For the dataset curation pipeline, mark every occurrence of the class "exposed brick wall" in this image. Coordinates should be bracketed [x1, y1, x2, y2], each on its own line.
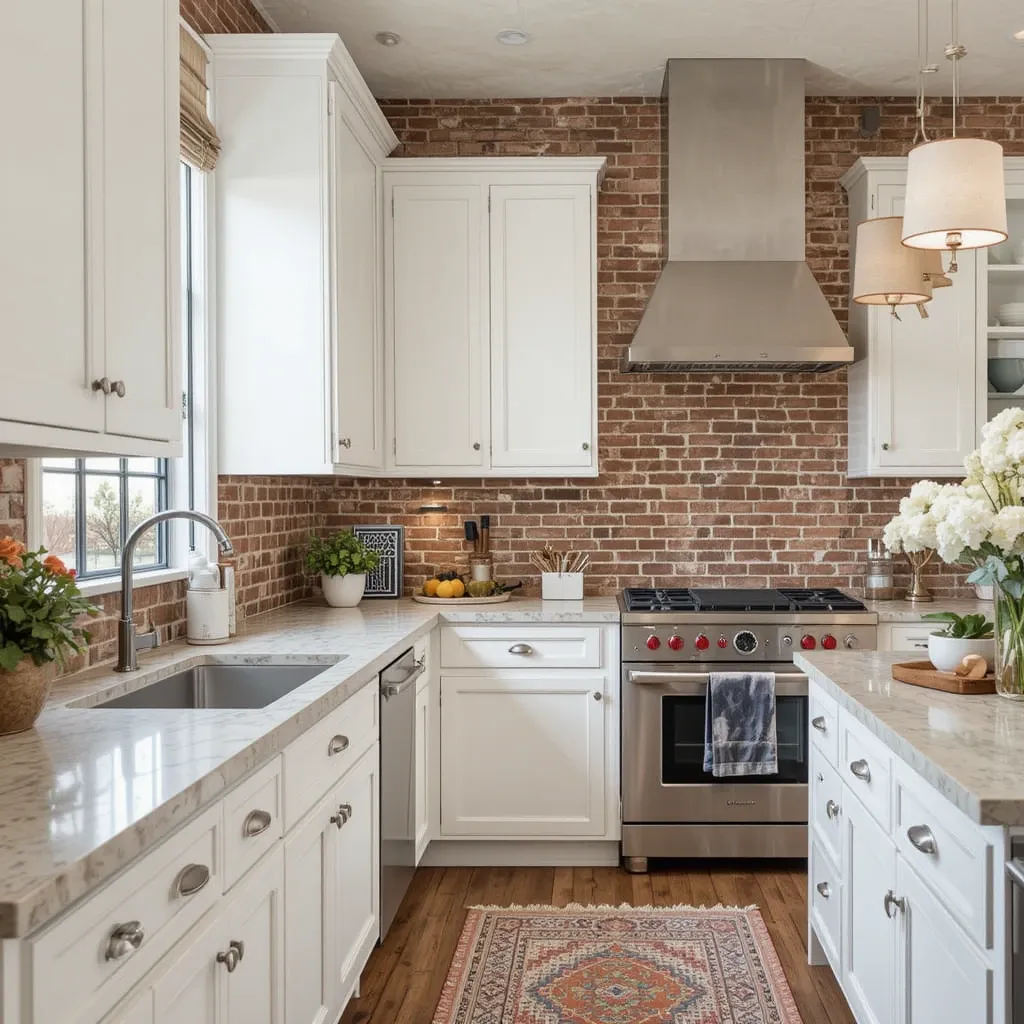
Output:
[316, 95, 1024, 600]
[180, 0, 271, 35]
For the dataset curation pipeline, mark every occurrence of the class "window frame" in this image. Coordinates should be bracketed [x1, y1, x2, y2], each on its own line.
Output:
[27, 154, 217, 598]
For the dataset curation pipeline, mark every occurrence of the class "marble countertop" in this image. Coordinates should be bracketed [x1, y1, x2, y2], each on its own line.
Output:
[796, 649, 1024, 827]
[0, 596, 617, 939]
[865, 597, 992, 622]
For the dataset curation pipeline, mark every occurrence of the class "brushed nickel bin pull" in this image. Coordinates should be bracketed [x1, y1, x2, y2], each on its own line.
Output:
[811, 715, 827, 732]
[328, 734, 349, 755]
[175, 863, 211, 899]
[508, 643, 534, 656]
[243, 809, 272, 838]
[105, 921, 145, 961]
[816, 882, 831, 899]
[849, 759, 871, 782]
[907, 824, 938, 855]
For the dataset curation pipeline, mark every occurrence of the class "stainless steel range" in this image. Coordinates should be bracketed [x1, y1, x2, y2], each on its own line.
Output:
[620, 587, 877, 871]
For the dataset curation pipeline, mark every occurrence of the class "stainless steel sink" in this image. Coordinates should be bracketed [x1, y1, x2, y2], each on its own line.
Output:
[91, 661, 342, 710]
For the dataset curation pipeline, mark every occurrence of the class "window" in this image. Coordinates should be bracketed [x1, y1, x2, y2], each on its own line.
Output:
[37, 161, 210, 590]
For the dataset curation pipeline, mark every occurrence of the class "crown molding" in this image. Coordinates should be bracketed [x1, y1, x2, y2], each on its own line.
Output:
[382, 156, 608, 183]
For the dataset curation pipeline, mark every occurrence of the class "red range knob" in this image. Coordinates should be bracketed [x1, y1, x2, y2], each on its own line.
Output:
[667, 635, 684, 651]
[822, 634, 838, 650]
[646, 635, 661, 651]
[695, 634, 710, 651]
[800, 635, 817, 650]
[717, 636, 728, 649]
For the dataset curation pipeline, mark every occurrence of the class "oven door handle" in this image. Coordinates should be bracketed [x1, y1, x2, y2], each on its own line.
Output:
[625, 669, 809, 696]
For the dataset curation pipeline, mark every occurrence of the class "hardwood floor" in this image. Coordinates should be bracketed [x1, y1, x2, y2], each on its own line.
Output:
[341, 861, 853, 1024]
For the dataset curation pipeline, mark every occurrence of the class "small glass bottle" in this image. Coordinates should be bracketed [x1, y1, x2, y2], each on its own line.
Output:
[864, 538, 895, 601]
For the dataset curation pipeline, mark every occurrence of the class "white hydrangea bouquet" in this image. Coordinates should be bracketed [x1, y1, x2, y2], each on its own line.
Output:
[884, 407, 1024, 699]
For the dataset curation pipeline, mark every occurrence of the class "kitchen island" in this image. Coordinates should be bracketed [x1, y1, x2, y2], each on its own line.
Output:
[796, 649, 1021, 1024]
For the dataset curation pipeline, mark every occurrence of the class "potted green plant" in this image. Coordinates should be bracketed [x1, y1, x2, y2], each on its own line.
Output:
[922, 611, 995, 673]
[305, 532, 381, 608]
[0, 539, 98, 734]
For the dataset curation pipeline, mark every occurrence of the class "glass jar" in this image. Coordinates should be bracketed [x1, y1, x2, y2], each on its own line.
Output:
[993, 586, 1024, 700]
[864, 539, 895, 601]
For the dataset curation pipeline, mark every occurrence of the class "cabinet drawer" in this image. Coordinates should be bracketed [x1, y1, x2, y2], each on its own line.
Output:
[809, 685, 839, 768]
[888, 624, 932, 652]
[223, 755, 283, 891]
[283, 681, 377, 830]
[810, 838, 842, 975]
[441, 626, 602, 669]
[838, 711, 892, 831]
[894, 763, 994, 949]
[27, 803, 222, 1024]
[810, 755, 844, 868]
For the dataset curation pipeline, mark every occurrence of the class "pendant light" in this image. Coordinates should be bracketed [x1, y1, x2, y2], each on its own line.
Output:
[852, 217, 933, 319]
[902, 0, 1007, 270]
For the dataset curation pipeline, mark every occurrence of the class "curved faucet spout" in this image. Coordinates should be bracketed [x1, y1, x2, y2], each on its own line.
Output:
[117, 510, 234, 672]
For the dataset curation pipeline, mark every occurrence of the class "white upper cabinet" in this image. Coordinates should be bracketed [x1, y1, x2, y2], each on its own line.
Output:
[211, 35, 396, 475]
[0, 0, 181, 457]
[384, 160, 604, 478]
[389, 183, 488, 470]
[490, 184, 595, 469]
[843, 158, 983, 478]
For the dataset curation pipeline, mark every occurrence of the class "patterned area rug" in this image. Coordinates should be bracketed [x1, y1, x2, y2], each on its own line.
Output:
[433, 904, 802, 1024]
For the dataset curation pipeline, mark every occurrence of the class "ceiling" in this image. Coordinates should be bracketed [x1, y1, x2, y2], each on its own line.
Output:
[252, 0, 1024, 98]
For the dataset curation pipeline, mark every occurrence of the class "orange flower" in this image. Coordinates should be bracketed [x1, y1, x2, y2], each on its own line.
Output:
[43, 554, 71, 577]
[0, 537, 25, 570]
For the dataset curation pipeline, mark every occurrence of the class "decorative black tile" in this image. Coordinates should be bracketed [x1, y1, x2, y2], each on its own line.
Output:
[353, 525, 405, 599]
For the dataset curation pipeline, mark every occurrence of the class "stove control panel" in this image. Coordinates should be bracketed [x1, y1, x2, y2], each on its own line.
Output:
[623, 623, 878, 662]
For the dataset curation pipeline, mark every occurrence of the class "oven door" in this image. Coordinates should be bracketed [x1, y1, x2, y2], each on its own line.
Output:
[622, 665, 809, 825]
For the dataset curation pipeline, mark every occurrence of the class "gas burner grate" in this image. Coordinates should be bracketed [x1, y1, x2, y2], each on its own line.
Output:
[778, 588, 867, 612]
[622, 588, 699, 613]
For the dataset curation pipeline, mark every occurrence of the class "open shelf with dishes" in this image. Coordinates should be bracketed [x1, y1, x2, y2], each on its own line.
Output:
[985, 192, 1024, 419]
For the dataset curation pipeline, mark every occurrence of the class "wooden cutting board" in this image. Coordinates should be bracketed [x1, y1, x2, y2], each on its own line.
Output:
[891, 660, 996, 695]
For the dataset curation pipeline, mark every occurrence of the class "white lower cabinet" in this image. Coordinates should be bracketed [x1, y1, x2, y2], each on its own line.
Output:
[897, 858, 992, 1024]
[440, 672, 607, 837]
[414, 679, 432, 861]
[809, 682, 1004, 1024]
[842, 792, 897, 1024]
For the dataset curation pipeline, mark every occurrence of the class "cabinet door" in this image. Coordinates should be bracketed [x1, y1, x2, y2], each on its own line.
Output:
[224, 847, 285, 1024]
[332, 744, 380, 1009]
[440, 673, 607, 836]
[152, 907, 225, 1024]
[490, 185, 595, 470]
[414, 680, 431, 863]
[100, 0, 181, 444]
[389, 184, 487, 469]
[332, 91, 383, 469]
[0, 0, 102, 433]
[897, 858, 992, 1024]
[872, 185, 977, 472]
[101, 992, 154, 1024]
[284, 789, 335, 1024]
[843, 791, 897, 1024]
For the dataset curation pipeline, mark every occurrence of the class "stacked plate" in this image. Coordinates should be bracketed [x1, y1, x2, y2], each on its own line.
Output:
[997, 303, 1024, 327]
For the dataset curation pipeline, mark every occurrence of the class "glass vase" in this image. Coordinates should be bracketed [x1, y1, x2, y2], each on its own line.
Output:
[994, 586, 1024, 700]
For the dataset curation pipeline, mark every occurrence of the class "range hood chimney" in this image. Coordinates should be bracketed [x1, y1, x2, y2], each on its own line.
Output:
[622, 59, 854, 373]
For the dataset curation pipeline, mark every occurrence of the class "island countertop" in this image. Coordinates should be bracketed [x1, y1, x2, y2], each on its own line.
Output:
[0, 596, 617, 939]
[795, 649, 1024, 828]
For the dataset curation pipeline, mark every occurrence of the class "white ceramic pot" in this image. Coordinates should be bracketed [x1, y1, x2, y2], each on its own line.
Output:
[321, 573, 366, 608]
[927, 632, 995, 673]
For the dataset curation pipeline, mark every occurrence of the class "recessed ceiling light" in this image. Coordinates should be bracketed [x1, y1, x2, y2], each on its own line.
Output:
[496, 28, 530, 46]
[375, 31, 401, 46]
[1015, 28, 1024, 39]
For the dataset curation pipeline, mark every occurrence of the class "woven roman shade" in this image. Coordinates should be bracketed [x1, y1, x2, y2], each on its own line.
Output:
[180, 26, 220, 171]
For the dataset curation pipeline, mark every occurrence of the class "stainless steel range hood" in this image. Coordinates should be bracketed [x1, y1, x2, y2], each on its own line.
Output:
[622, 59, 853, 373]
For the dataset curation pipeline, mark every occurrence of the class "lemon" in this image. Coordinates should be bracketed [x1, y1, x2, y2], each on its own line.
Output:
[450, 578, 465, 598]
[435, 580, 454, 599]
[423, 578, 441, 597]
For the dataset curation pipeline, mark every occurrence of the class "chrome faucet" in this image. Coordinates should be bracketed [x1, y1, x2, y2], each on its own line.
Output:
[116, 510, 234, 672]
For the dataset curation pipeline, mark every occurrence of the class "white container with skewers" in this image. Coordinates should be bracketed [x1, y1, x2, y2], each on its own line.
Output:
[532, 547, 590, 600]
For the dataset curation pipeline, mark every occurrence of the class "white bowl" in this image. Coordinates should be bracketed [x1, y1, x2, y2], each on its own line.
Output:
[927, 633, 994, 674]
[988, 358, 1024, 392]
[998, 303, 1024, 327]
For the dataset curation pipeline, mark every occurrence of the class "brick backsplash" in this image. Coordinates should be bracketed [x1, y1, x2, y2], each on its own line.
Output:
[5, 82, 1024, 662]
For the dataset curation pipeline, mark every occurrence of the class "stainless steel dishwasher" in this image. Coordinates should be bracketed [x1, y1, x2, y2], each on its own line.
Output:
[379, 648, 425, 939]
[1009, 842, 1024, 1022]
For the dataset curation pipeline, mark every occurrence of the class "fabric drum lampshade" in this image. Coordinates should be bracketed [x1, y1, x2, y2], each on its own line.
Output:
[852, 216, 932, 307]
[902, 138, 1007, 251]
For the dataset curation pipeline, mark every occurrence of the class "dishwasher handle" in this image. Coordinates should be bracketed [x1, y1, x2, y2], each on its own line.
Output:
[1007, 858, 1024, 890]
[381, 655, 426, 699]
